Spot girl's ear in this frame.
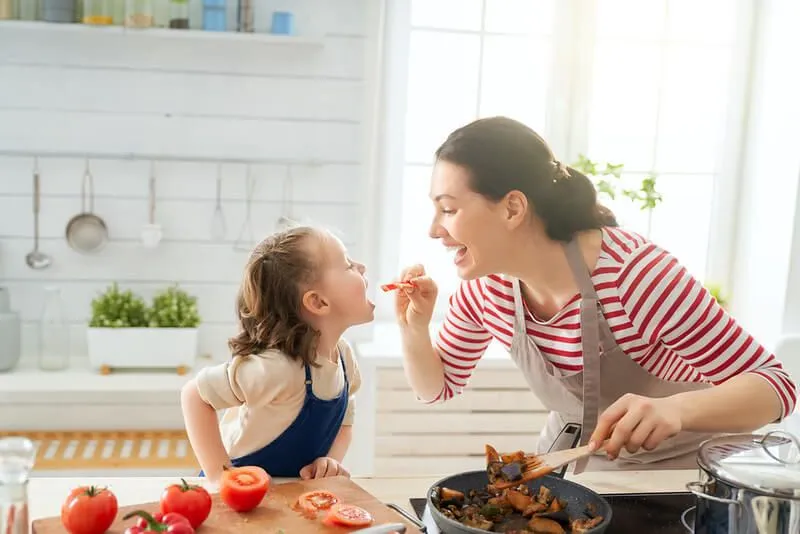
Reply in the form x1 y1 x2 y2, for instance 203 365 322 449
302 290 331 317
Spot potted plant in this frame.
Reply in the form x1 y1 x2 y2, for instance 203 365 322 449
570 154 663 236
86 283 201 375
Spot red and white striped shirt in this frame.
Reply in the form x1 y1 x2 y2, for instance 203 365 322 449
433 227 797 418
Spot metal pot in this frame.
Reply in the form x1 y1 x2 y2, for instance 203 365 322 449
683 431 800 534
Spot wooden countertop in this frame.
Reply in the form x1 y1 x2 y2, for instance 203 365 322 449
27 469 700 521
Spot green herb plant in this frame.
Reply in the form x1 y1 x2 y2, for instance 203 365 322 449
570 154 663 212
148 285 201 328
89 283 150 327
89 283 201 328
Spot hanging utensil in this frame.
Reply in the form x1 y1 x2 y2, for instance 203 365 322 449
275 165 295 231
141 161 162 248
25 157 53 270
65 159 109 254
233 165 257 252
210 164 226 242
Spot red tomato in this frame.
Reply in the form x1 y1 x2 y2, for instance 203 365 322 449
219 465 271 512
159 478 212 528
60 485 118 534
324 504 374 528
297 490 339 515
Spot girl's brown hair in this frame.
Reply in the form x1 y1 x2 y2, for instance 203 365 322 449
228 226 325 367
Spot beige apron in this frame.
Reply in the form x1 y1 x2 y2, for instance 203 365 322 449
509 238 714 474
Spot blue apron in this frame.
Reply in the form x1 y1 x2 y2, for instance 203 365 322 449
201 350 349 478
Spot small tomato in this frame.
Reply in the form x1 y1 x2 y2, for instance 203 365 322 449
60 485 118 534
159 478 212 528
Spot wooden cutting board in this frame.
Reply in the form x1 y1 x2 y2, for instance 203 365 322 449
32 476 423 533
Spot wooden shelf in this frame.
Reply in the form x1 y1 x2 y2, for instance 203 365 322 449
0 19 325 46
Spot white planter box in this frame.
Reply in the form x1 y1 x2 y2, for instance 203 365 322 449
87 327 199 373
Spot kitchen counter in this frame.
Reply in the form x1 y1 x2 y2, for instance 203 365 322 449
27 470 699 521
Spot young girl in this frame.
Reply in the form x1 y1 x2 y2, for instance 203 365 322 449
181 225 374 482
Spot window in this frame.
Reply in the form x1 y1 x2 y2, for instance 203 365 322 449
379 0 754 320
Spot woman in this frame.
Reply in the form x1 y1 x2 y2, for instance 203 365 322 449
392 116 796 472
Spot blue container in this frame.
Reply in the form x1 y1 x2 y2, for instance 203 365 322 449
203 0 226 31
270 11 294 35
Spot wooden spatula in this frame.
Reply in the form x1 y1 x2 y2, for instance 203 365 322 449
491 442 606 490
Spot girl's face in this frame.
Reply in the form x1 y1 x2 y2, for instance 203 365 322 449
308 232 374 328
427 160 525 280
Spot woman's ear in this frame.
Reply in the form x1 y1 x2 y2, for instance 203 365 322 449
302 290 331 317
503 190 529 229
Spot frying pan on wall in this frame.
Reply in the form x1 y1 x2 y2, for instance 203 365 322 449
426 424 612 534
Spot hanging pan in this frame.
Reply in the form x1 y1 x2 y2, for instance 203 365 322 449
65 160 108 254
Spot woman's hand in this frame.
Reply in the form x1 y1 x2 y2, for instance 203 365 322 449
394 264 438 331
588 393 683 459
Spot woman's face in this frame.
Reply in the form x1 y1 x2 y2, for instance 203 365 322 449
428 160 521 280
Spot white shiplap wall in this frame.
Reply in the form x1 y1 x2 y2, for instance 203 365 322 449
0 0 382 364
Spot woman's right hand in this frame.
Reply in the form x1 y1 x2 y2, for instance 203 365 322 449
394 264 438 330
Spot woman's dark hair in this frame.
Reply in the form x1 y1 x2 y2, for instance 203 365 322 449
435 116 617 242
228 225 325 367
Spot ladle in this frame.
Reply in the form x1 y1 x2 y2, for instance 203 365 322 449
25 157 52 270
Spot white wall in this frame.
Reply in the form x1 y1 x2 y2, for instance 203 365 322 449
728 0 800 350
0 0 382 364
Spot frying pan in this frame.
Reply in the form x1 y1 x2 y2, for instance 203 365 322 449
426 470 612 534
425 424 612 533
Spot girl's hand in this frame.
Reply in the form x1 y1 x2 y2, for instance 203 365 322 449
299 457 350 479
588 393 683 459
393 264 438 331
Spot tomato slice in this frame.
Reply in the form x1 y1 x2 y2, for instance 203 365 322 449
325 503 374 528
298 490 339 513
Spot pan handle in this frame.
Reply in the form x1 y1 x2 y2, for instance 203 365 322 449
386 503 427 533
547 423 582 478
354 523 407 534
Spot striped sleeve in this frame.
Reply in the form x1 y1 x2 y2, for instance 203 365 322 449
615 243 797 419
430 278 493 403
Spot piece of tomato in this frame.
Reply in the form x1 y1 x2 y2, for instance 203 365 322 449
60 485 118 534
219 465 271 512
159 478 212 528
297 490 339 515
324 504 374 528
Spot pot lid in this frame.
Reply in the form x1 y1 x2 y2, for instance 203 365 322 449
697 431 800 499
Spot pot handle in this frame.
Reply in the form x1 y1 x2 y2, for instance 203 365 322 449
686 480 742 534
686 481 741 507
759 429 800 465
680 506 695 533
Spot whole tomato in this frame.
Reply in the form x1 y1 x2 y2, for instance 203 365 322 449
159 479 212 528
60 485 118 534
219 465 271 513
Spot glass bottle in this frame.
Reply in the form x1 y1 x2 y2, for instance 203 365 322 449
125 0 153 27
38 287 69 371
151 0 169 28
41 0 75 22
168 0 188 28
82 0 113 24
236 0 252 32
15 0 40 20
0 437 36 534
202 0 225 31
0 0 13 20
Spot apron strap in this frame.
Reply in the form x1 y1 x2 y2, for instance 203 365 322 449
563 239 602 472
